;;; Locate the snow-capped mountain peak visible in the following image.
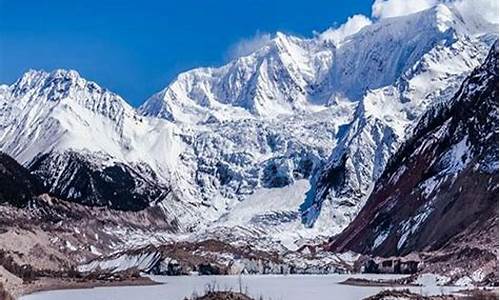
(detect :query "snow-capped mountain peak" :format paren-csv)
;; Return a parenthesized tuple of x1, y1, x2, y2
(298, 4, 497, 233)
(140, 4, 497, 126)
(0, 68, 180, 170)
(0, 3, 497, 252)
(139, 31, 335, 123)
(6, 68, 135, 122)
(0, 68, 185, 212)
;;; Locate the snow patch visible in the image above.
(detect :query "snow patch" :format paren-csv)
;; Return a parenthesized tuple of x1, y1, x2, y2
(372, 230, 390, 250)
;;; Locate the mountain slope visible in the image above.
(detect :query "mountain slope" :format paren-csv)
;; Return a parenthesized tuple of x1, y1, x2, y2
(329, 41, 498, 265)
(29, 151, 170, 211)
(300, 5, 496, 233)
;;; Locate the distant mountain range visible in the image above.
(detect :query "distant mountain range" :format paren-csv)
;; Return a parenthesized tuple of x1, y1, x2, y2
(0, 2, 497, 284)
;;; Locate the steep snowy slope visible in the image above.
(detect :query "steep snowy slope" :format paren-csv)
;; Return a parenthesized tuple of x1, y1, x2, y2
(0, 70, 179, 210)
(329, 41, 498, 266)
(300, 5, 496, 233)
(161, 103, 355, 228)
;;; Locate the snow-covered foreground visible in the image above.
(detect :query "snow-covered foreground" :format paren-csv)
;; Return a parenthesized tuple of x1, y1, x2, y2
(21, 274, 465, 300)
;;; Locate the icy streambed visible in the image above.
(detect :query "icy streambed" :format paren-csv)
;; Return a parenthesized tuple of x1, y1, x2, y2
(21, 274, 465, 300)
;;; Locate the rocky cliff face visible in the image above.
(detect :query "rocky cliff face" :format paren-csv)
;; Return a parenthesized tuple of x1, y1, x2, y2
(329, 42, 498, 265)
(0, 152, 44, 207)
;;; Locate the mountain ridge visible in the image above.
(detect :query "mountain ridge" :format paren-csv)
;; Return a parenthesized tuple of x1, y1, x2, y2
(0, 3, 497, 252)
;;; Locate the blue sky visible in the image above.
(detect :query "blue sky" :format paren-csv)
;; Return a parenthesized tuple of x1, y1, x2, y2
(0, 0, 373, 106)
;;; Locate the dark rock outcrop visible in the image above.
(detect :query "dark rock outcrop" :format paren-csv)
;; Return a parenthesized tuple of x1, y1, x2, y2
(0, 152, 44, 207)
(29, 150, 170, 211)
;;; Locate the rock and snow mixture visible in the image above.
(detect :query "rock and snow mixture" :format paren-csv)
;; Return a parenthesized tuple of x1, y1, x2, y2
(327, 40, 499, 284)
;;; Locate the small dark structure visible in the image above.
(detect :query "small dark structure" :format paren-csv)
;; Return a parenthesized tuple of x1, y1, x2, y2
(198, 263, 222, 275)
(363, 259, 379, 273)
(399, 260, 418, 274)
(362, 257, 419, 274)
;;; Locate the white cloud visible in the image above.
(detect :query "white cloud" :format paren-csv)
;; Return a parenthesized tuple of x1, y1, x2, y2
(318, 14, 373, 45)
(371, 0, 499, 23)
(226, 0, 498, 61)
(227, 32, 272, 59)
(371, 0, 438, 19)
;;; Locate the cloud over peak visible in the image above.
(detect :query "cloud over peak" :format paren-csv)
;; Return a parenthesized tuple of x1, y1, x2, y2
(317, 14, 372, 45)
(227, 32, 272, 60)
(227, 0, 498, 61)
(371, 0, 498, 23)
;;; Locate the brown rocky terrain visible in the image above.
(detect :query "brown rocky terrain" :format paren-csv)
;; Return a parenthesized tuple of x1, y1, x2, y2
(0, 168, 175, 298)
(0, 281, 15, 300)
(0, 198, 175, 297)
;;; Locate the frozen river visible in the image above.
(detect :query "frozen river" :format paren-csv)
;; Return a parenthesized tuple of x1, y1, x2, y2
(21, 274, 464, 300)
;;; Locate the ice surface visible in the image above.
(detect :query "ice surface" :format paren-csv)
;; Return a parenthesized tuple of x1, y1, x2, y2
(20, 274, 467, 300)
